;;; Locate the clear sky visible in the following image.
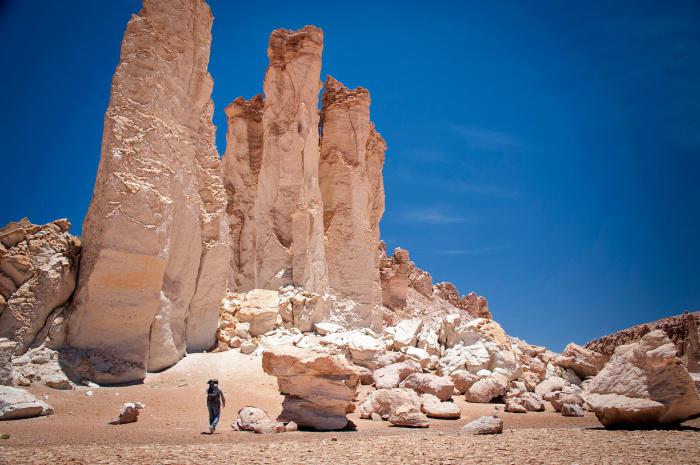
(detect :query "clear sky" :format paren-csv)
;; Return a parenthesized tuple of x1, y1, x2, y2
(1, 1, 698, 350)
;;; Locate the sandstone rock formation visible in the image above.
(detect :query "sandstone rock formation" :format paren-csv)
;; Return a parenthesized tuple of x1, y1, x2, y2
(319, 76, 385, 330)
(378, 245, 410, 311)
(584, 330, 700, 427)
(224, 26, 327, 296)
(67, 0, 229, 383)
(262, 345, 359, 430)
(0, 218, 79, 354)
(0, 386, 53, 420)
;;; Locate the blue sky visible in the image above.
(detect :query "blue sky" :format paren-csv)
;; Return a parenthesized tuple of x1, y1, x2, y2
(1, 1, 698, 350)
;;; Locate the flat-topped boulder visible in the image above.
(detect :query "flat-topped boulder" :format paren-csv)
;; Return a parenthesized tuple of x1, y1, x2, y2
(262, 345, 359, 430)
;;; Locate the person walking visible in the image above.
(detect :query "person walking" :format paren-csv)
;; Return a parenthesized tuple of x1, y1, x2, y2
(206, 378, 226, 433)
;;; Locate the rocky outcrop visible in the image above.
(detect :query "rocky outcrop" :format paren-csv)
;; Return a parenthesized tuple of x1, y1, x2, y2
(319, 76, 385, 330)
(0, 218, 79, 354)
(0, 386, 53, 420)
(584, 330, 700, 427)
(585, 311, 700, 367)
(262, 345, 359, 430)
(67, 0, 228, 383)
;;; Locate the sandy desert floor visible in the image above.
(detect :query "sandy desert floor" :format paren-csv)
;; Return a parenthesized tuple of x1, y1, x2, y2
(1, 350, 698, 465)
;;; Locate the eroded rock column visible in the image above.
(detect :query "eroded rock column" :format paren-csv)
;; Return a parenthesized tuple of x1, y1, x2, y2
(319, 76, 385, 330)
(68, 0, 228, 383)
(251, 26, 328, 293)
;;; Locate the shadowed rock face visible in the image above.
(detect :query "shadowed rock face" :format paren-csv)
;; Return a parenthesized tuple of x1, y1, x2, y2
(0, 219, 80, 354)
(320, 76, 385, 330)
(67, 0, 229, 383)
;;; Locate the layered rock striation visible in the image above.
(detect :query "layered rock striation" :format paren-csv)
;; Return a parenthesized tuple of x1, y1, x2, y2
(67, 0, 229, 383)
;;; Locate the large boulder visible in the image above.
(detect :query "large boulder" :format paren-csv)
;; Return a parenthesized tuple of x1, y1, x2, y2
(0, 219, 79, 354)
(555, 343, 607, 379)
(450, 370, 479, 394)
(320, 330, 385, 370)
(534, 376, 570, 397)
(373, 360, 421, 389)
(358, 388, 421, 419)
(460, 415, 503, 435)
(390, 318, 423, 350)
(262, 345, 359, 430)
(420, 394, 461, 419)
(277, 286, 326, 333)
(464, 373, 508, 403)
(399, 373, 454, 401)
(584, 330, 700, 427)
(388, 404, 429, 428)
(232, 406, 287, 434)
(236, 289, 279, 337)
(0, 386, 53, 420)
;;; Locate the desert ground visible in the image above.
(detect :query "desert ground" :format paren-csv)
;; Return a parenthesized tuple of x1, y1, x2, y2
(1, 350, 698, 465)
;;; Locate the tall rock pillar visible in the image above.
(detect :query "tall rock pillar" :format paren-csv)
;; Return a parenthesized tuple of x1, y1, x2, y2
(319, 76, 386, 330)
(249, 26, 328, 293)
(68, 0, 228, 383)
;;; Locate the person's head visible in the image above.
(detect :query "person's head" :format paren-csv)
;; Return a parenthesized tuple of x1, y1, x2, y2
(208, 378, 218, 385)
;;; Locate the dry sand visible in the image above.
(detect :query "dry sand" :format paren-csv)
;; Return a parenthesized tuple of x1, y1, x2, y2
(1, 350, 698, 464)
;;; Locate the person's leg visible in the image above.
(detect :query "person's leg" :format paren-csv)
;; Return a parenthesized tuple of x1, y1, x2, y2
(208, 403, 215, 432)
(211, 403, 221, 429)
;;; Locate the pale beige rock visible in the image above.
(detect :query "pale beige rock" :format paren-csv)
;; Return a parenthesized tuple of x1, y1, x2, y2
(373, 360, 422, 390)
(504, 398, 527, 413)
(549, 390, 584, 413)
(401, 346, 431, 368)
(390, 318, 423, 350)
(0, 386, 54, 420)
(319, 329, 385, 369)
(236, 289, 279, 336)
(450, 370, 479, 394)
(400, 373, 454, 401)
(584, 330, 700, 427)
(0, 219, 79, 354)
(68, 0, 229, 382)
(358, 388, 421, 419)
(243, 26, 328, 294)
(555, 343, 607, 379)
(561, 403, 584, 417)
(388, 404, 429, 427)
(233, 406, 287, 434)
(319, 76, 385, 330)
(109, 402, 143, 425)
(420, 393, 461, 419)
(535, 376, 570, 397)
(375, 351, 406, 368)
(278, 286, 326, 333)
(464, 373, 508, 403)
(460, 415, 503, 435)
(240, 341, 257, 355)
(262, 345, 359, 430)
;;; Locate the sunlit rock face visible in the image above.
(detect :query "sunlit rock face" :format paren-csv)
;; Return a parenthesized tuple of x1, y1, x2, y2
(68, 0, 229, 383)
(319, 76, 386, 331)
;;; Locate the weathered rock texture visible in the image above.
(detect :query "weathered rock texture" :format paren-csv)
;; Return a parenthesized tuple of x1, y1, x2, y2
(585, 311, 700, 369)
(319, 76, 385, 330)
(262, 345, 359, 430)
(0, 386, 54, 420)
(224, 26, 328, 295)
(584, 330, 700, 427)
(0, 218, 80, 354)
(68, 0, 229, 383)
